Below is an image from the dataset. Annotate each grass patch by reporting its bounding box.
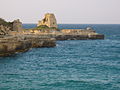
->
[31,25,57,30]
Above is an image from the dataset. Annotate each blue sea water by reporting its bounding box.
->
[0,24,120,90]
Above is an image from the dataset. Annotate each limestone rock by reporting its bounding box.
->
[0,18,23,35]
[0,25,11,35]
[55,28,104,40]
[37,13,58,28]
[13,19,23,32]
[0,35,56,56]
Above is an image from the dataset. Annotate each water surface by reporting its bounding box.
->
[0,24,120,90]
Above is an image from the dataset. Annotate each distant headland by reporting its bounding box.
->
[0,13,104,56]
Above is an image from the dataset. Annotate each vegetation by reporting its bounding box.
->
[0,18,13,27]
[32,25,57,30]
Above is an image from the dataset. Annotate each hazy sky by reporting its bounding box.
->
[0,0,120,24]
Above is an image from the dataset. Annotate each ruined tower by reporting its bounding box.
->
[13,19,22,32]
[37,13,58,28]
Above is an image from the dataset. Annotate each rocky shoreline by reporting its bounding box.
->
[55,34,104,40]
[0,32,104,56]
[0,13,104,56]
[0,35,56,56]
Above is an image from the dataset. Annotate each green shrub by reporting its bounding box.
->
[32,25,57,30]
[0,18,13,27]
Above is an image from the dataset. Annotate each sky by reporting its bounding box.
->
[0,0,120,24]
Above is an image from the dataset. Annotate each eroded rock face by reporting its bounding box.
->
[0,35,56,56]
[13,19,23,32]
[37,13,58,28]
[0,19,23,35]
[55,34,104,40]
[55,28,104,40]
[0,25,11,35]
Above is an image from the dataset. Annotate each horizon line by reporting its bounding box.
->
[22,23,120,25]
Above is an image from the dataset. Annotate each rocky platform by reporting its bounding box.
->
[55,34,104,40]
[55,29,104,40]
[0,15,105,57]
[0,35,56,56]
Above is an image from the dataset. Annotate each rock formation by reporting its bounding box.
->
[0,18,23,35]
[0,18,12,35]
[0,25,11,35]
[37,13,58,28]
[55,28,104,40]
[0,35,56,56]
[13,19,23,32]
[0,13,105,57]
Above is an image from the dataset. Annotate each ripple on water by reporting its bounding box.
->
[0,24,120,90]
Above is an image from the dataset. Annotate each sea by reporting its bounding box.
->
[0,24,120,90]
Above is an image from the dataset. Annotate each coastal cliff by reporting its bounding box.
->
[0,35,56,56]
[0,18,56,56]
[0,13,104,56]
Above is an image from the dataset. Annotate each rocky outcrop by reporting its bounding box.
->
[0,36,31,56]
[37,13,58,28]
[55,34,104,40]
[13,19,23,32]
[61,29,96,35]
[0,35,56,56]
[24,28,104,40]
[55,28,104,40]
[0,25,11,35]
[23,35,56,48]
[0,13,105,56]
[0,19,23,35]
[0,18,12,35]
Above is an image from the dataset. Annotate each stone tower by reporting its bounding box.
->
[13,19,22,32]
[37,13,58,28]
